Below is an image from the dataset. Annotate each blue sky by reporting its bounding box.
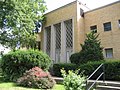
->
[45,0,118,12]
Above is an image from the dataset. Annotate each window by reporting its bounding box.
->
[103,22,111,31]
[118,20,120,28]
[90,25,97,33]
[119,20,120,24]
[105,48,113,58]
[80,8,84,17]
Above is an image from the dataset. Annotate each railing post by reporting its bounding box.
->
[103,64,105,82]
[86,80,88,90]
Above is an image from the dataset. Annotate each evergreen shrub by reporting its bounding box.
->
[1,49,51,81]
[70,32,104,64]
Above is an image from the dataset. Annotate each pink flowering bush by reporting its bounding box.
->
[17,67,56,89]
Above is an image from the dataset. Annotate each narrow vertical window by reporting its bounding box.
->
[64,19,73,62]
[45,26,51,56]
[54,23,61,63]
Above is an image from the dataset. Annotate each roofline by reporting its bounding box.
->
[85,0,120,14]
[44,0,78,15]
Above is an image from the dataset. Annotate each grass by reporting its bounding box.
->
[53,84,65,90]
[0,76,65,90]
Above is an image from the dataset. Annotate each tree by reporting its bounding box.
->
[70,32,104,64]
[0,0,47,50]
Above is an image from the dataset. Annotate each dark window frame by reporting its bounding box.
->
[119,20,120,24]
[103,22,111,31]
[118,20,120,28]
[90,25,97,33]
[105,48,113,58]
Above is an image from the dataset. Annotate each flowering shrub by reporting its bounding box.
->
[17,67,56,89]
[61,69,86,90]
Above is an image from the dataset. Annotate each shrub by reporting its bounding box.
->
[70,32,104,64]
[53,60,120,81]
[70,52,81,64]
[53,63,77,77]
[17,67,56,89]
[61,69,86,90]
[79,60,120,81]
[1,49,51,81]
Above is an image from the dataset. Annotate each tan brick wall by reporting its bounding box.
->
[76,2,86,52]
[41,1,78,52]
[41,1,120,59]
[84,2,120,59]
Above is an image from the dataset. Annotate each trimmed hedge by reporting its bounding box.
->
[79,60,120,81]
[53,60,120,81]
[1,49,51,81]
[53,63,77,77]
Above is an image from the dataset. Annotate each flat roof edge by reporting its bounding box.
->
[44,0,78,15]
[85,0,120,14]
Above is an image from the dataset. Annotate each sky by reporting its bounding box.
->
[45,0,118,12]
[0,0,118,53]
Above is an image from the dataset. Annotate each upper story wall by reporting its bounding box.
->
[41,1,79,52]
[84,1,120,59]
[44,1,77,27]
[84,1,120,34]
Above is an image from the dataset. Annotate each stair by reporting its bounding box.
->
[97,85,120,90]
[52,77,120,90]
[53,77,63,84]
[88,80,120,90]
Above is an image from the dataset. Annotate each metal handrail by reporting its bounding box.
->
[86,63,105,90]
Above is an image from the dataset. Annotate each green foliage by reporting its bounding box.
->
[0,0,47,50]
[17,67,55,89]
[70,52,80,64]
[70,32,104,64]
[79,60,120,81]
[53,63,77,77]
[53,60,120,81]
[61,69,86,90]
[1,49,51,81]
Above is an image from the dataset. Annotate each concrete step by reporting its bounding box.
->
[97,85,120,90]
[53,77,63,83]
[52,77,120,90]
[88,80,120,87]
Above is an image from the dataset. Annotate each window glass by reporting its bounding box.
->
[90,25,97,33]
[103,22,111,31]
[105,48,113,58]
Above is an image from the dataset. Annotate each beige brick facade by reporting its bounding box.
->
[40,0,120,62]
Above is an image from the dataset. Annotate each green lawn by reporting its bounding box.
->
[0,76,65,90]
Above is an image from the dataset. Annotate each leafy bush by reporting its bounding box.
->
[17,67,56,89]
[70,52,81,64]
[61,69,86,90]
[1,49,51,81]
[70,32,104,64]
[79,60,120,81]
[53,63,77,77]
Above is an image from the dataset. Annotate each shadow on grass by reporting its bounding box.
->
[0,75,64,90]
[0,76,41,90]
